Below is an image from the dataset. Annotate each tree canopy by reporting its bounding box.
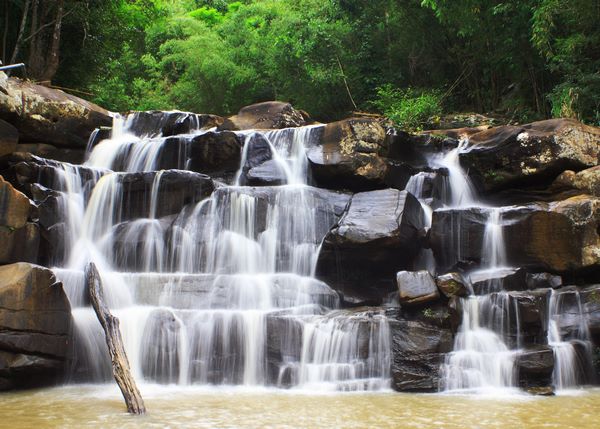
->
[2,0,598,124]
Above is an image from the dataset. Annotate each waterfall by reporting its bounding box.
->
[432,139,477,208]
[405,141,520,393]
[48,113,390,390]
[547,289,593,391]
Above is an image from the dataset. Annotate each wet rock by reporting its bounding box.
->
[389,318,453,392]
[517,346,555,376]
[430,196,600,273]
[0,119,18,157]
[552,166,600,197]
[508,290,550,344]
[0,73,111,148]
[307,118,388,190]
[581,285,600,342]
[526,386,555,396]
[5,153,103,193]
[0,263,72,390]
[397,271,440,306]
[219,101,310,131]
[186,131,242,175]
[435,272,469,298]
[317,189,425,304]
[469,268,528,293]
[118,170,214,220]
[247,160,287,186]
[460,119,600,192]
[517,345,555,391]
[526,272,562,289]
[235,133,275,185]
[123,111,223,137]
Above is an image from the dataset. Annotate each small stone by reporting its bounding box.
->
[397,270,440,306]
[435,272,469,298]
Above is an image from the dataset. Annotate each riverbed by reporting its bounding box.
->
[1,384,599,428]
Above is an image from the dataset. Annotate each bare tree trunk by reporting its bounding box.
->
[39,0,63,82]
[2,0,9,64]
[9,0,31,64]
[86,262,146,415]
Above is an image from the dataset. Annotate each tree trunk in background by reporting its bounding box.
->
[9,0,31,64]
[2,1,9,64]
[38,0,63,82]
[27,0,64,83]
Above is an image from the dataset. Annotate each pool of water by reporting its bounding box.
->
[1,384,599,429]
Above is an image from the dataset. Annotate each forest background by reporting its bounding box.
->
[2,0,599,129]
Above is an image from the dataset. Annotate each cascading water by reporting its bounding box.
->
[49,113,390,390]
[547,289,593,391]
[420,139,519,392]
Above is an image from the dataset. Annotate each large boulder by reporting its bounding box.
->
[459,119,600,192]
[0,119,18,157]
[316,189,425,303]
[0,73,112,148]
[430,196,600,273]
[389,317,453,392]
[219,101,310,131]
[307,118,388,190]
[0,263,72,390]
[516,346,555,388]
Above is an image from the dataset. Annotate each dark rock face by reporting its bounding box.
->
[317,189,424,304]
[516,346,555,388]
[389,318,453,392]
[0,175,39,265]
[0,73,112,149]
[219,101,310,131]
[430,196,600,273]
[460,119,600,192]
[0,263,72,390]
[186,131,242,175]
[581,285,600,343]
[116,170,214,220]
[0,119,18,157]
[123,111,223,137]
[307,118,388,190]
[235,133,275,185]
[14,143,86,164]
[397,271,440,306]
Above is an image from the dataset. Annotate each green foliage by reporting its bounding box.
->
[371,85,443,130]
[40,0,599,124]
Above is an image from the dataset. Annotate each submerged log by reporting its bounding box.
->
[85,262,146,414]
